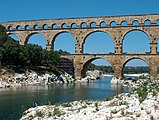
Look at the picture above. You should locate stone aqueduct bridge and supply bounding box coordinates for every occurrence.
[2,14,159,79]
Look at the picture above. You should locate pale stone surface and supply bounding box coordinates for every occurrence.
[0,71,75,88]
[110,77,121,85]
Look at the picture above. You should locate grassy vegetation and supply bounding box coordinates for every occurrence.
[134,80,159,102]
[53,107,65,117]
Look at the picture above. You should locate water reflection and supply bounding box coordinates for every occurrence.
[110,84,123,95]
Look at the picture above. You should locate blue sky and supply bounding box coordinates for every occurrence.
[2,0,159,67]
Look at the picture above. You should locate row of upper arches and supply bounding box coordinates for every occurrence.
[8,30,154,54]
[7,19,159,31]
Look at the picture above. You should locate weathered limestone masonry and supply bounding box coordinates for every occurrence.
[1,14,159,79]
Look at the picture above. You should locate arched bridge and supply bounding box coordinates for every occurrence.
[1,14,159,79]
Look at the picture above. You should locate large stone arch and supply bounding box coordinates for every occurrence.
[25,32,46,44]
[25,32,46,48]
[122,29,150,53]
[122,57,149,67]
[81,57,113,78]
[7,33,20,42]
[122,57,150,77]
[52,31,76,53]
[82,30,115,54]
[122,29,150,43]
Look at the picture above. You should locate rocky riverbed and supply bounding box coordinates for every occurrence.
[20,79,159,120]
[0,69,103,89]
[19,73,159,120]
[0,69,75,88]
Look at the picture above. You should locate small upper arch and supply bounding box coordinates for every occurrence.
[34,25,39,30]
[16,25,22,30]
[90,22,96,28]
[81,22,87,28]
[132,20,140,26]
[25,25,31,30]
[156,19,159,25]
[110,21,117,27]
[100,21,106,27]
[8,26,13,30]
[71,23,77,28]
[121,21,128,26]
[43,24,48,29]
[144,19,151,25]
[52,23,58,29]
[61,23,67,28]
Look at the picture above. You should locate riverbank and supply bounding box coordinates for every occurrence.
[0,68,148,89]
[0,69,105,89]
[0,69,76,88]
[20,79,159,120]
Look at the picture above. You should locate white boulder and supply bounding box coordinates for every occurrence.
[110,77,121,85]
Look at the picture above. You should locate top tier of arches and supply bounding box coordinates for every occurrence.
[3,14,159,31]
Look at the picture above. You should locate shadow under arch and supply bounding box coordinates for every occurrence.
[122,57,150,77]
[53,31,76,54]
[82,30,114,54]
[81,57,113,78]
[25,32,46,49]
[57,57,74,75]
[122,29,150,53]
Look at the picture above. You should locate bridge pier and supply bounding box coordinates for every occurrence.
[113,65,123,79]
[150,43,157,54]
[73,56,83,80]
[46,45,52,51]
[150,65,158,80]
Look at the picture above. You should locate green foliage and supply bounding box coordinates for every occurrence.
[36,111,44,117]
[88,63,113,74]
[81,104,87,109]
[58,49,70,55]
[136,86,148,102]
[123,66,150,74]
[105,97,112,101]
[88,63,149,74]
[135,80,159,102]
[53,107,64,117]
[62,103,72,107]
[111,109,118,114]
[0,24,63,74]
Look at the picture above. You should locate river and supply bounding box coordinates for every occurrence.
[0,76,130,120]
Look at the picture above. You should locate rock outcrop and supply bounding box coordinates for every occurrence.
[86,70,104,80]
[0,70,75,88]
[110,77,121,85]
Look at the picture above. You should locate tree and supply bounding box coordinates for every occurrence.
[0,24,67,74]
